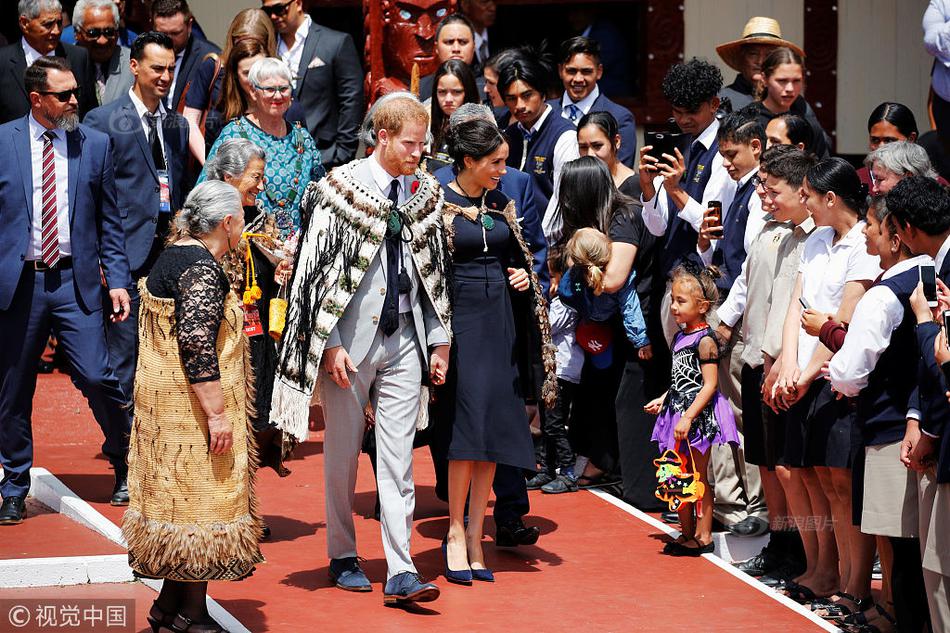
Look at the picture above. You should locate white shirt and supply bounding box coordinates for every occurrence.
[935,232,950,273]
[167,49,184,107]
[128,88,167,165]
[278,14,312,88]
[522,105,579,239]
[697,167,767,266]
[829,255,934,397]
[714,209,773,328]
[21,39,47,67]
[641,118,730,239]
[559,85,600,121]
[796,222,882,371]
[925,0,950,101]
[368,153,412,313]
[27,114,71,260]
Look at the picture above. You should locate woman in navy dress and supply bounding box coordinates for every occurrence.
[434,118,556,584]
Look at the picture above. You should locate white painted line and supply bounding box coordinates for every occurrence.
[586,489,841,633]
[23,467,251,633]
[0,555,133,587]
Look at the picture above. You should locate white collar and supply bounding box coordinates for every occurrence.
[128,88,166,120]
[561,84,600,114]
[369,153,403,197]
[28,112,61,141]
[694,118,720,151]
[936,233,950,272]
[474,28,489,48]
[823,220,866,250]
[735,166,757,188]
[292,15,312,48]
[522,104,553,135]
[882,254,934,281]
[21,38,47,64]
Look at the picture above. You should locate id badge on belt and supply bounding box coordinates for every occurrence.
[157,169,171,213]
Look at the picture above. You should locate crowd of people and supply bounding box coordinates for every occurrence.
[0,0,949,631]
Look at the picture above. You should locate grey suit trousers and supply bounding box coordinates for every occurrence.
[321,314,422,579]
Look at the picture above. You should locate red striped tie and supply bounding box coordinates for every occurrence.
[39,130,59,268]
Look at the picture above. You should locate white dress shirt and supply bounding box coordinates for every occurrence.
[523,105,579,239]
[128,88,167,164]
[697,167,767,266]
[935,231,950,273]
[368,154,412,313]
[829,254,933,397]
[278,14,312,88]
[641,118,730,239]
[167,49,185,107]
[559,85,600,121]
[796,222,883,371]
[924,0,950,101]
[27,114,71,260]
[21,39,47,68]
[474,28,490,64]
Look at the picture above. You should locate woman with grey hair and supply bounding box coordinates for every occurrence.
[865,140,939,196]
[203,139,292,480]
[202,57,324,237]
[125,180,262,633]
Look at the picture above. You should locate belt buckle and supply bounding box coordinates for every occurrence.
[32,260,46,272]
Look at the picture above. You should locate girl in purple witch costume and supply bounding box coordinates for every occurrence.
[644,263,739,557]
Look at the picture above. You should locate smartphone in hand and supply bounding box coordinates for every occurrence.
[921,264,938,308]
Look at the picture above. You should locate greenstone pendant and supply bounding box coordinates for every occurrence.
[387,210,402,236]
[481,213,495,231]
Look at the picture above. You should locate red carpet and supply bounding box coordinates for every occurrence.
[4,372,825,632]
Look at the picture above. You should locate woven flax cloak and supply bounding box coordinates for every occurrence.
[270,164,453,442]
[124,282,263,582]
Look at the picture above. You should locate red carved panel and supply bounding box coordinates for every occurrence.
[802,0,838,152]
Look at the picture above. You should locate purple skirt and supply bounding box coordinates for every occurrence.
[651,391,739,455]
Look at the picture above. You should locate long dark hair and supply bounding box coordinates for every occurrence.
[430,60,480,151]
[445,118,506,171]
[806,157,869,218]
[577,111,620,159]
[554,155,633,245]
[866,102,919,138]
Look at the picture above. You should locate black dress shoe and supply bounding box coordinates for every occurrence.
[0,497,26,524]
[495,520,540,547]
[110,476,129,506]
[727,515,769,537]
[733,543,782,577]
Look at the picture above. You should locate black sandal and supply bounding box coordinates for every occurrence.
[842,608,897,633]
[160,613,228,633]
[841,603,890,627]
[778,580,821,603]
[813,592,871,620]
[147,602,175,633]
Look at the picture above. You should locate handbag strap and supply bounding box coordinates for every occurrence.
[197,52,222,135]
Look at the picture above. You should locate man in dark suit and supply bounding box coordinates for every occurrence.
[0,57,132,524]
[84,32,187,425]
[549,37,637,168]
[263,0,363,168]
[72,0,134,106]
[151,0,219,113]
[0,0,98,124]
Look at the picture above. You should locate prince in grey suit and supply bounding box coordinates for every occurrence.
[271,96,450,605]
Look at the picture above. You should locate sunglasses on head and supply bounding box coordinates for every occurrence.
[262,0,293,17]
[79,26,117,39]
[39,88,81,103]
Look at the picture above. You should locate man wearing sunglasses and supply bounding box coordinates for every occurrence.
[0,56,133,524]
[62,0,138,48]
[0,0,99,124]
[151,0,219,113]
[72,0,133,106]
[262,0,363,168]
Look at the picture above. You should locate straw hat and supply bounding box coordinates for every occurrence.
[716,17,806,72]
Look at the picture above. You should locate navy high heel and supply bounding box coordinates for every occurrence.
[471,567,495,582]
[442,539,472,585]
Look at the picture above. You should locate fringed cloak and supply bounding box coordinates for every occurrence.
[271,164,452,442]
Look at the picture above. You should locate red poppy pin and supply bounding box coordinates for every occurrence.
[411,180,420,194]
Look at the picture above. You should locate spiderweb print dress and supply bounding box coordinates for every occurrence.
[650,326,739,455]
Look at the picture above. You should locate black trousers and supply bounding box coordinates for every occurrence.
[536,379,576,474]
[889,536,931,633]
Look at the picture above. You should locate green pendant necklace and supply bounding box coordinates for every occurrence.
[453,179,494,252]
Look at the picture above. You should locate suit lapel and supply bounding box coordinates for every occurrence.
[173,37,196,106]
[294,27,321,96]
[12,117,33,221]
[10,46,27,100]
[67,129,82,222]
[124,101,158,181]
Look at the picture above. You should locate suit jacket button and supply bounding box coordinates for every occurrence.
[154,186,160,192]
[372,316,379,325]
[151,218,157,223]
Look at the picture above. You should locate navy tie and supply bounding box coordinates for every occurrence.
[567,104,581,122]
[381,179,401,337]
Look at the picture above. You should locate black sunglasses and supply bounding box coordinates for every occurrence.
[262,0,293,17]
[79,26,117,39]
[39,88,81,103]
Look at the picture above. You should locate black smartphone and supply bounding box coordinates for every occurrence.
[921,264,938,308]
[943,310,950,347]
[799,296,809,310]
[645,131,680,165]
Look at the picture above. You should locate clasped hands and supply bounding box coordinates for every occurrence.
[323,344,451,390]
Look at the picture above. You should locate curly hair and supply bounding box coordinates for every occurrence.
[886,175,950,237]
[661,57,722,111]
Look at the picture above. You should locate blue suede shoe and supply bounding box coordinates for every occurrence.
[383,572,440,606]
[329,557,372,592]
[442,540,472,585]
[471,567,495,582]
